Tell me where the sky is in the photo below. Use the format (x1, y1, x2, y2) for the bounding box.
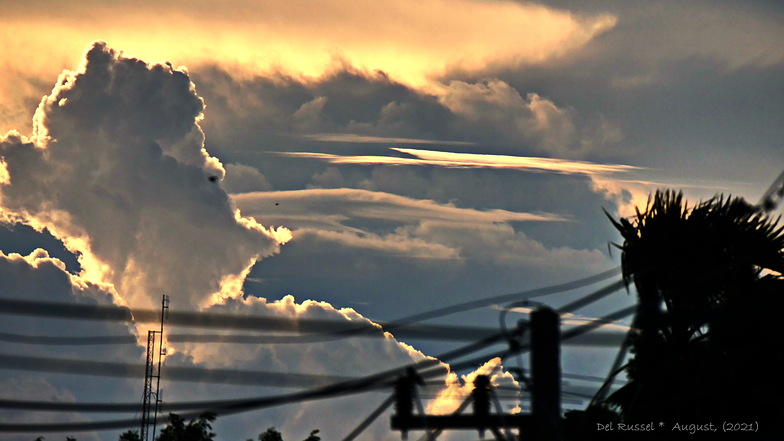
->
(0, 0, 783, 440)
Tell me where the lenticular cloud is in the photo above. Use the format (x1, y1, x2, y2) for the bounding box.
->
(0, 41, 290, 310)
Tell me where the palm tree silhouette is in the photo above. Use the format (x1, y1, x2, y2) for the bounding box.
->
(593, 190, 784, 437)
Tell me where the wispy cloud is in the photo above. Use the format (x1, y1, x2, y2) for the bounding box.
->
(233, 187, 566, 229)
(277, 148, 641, 176)
(232, 188, 569, 261)
(302, 133, 475, 146)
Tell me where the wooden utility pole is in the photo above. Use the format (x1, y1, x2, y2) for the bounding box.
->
(530, 307, 560, 441)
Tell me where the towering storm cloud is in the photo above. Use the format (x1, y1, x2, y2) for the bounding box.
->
(0, 42, 492, 441)
(0, 42, 291, 311)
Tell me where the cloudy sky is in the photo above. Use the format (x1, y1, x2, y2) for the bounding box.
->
(0, 0, 782, 440)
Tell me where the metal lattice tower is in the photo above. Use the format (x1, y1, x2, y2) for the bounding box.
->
(140, 295, 169, 441)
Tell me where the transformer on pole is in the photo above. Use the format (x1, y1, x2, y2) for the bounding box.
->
(391, 306, 562, 440)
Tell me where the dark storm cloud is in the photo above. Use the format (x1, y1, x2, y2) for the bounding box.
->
(462, 0, 784, 199)
(191, 63, 627, 248)
(192, 65, 455, 160)
(195, 64, 625, 165)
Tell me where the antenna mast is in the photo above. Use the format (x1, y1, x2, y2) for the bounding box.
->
(140, 295, 169, 441)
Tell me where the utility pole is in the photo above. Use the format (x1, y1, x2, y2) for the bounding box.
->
(391, 306, 562, 440)
(140, 295, 169, 441)
(530, 307, 560, 441)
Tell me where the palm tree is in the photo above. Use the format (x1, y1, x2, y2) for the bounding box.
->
(596, 190, 784, 433)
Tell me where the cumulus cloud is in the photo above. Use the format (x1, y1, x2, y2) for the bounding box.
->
(157, 293, 455, 441)
(0, 43, 534, 441)
(0, 248, 448, 441)
(438, 79, 620, 158)
(0, 42, 290, 312)
(0, 249, 144, 440)
(223, 163, 274, 193)
(427, 358, 520, 415)
(0, 377, 100, 441)
(402, 220, 608, 269)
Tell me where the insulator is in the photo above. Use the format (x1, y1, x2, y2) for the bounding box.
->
(394, 375, 415, 418)
(472, 375, 491, 417)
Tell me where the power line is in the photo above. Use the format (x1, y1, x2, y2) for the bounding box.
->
(0, 353, 357, 388)
(0, 305, 632, 396)
(341, 394, 395, 441)
(0, 284, 632, 437)
(556, 279, 626, 315)
(0, 306, 635, 433)
(0, 268, 623, 350)
(386, 266, 621, 327)
(0, 323, 503, 345)
(0, 374, 617, 413)
(0, 331, 506, 431)
(0, 332, 138, 345)
(496, 278, 627, 345)
(0, 327, 627, 347)
(0, 266, 620, 331)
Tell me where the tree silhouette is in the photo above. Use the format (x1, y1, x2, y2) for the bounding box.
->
(255, 427, 320, 441)
(301, 430, 320, 441)
(118, 430, 141, 441)
(156, 412, 216, 441)
(586, 190, 784, 437)
(257, 427, 283, 441)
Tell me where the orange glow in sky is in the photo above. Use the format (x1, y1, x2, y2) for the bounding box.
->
(0, 0, 616, 133)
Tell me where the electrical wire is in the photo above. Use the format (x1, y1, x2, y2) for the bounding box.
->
(2, 166, 777, 435)
(0, 323, 502, 346)
(0, 322, 629, 349)
(0, 353, 357, 388)
(556, 279, 626, 315)
(385, 266, 620, 327)
(0, 305, 636, 432)
(0, 266, 620, 334)
(341, 394, 396, 441)
(0, 332, 138, 346)
(0, 373, 605, 414)
(0, 330, 508, 410)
